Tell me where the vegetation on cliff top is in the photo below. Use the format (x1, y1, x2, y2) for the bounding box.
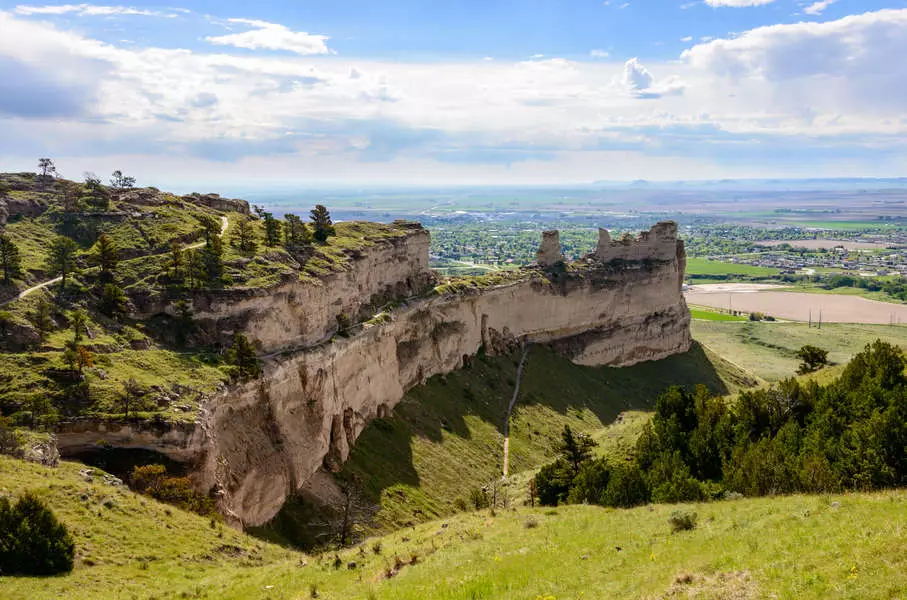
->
(0, 168, 424, 430)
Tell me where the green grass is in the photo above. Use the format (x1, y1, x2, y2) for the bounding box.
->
(255, 343, 756, 545)
(776, 283, 907, 305)
(691, 320, 907, 383)
(3, 455, 906, 600)
(686, 258, 780, 277)
(689, 306, 750, 322)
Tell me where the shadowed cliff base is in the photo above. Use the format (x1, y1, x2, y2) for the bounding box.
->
(251, 342, 755, 549)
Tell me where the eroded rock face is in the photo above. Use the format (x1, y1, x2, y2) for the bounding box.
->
(57, 220, 691, 528)
(536, 230, 565, 267)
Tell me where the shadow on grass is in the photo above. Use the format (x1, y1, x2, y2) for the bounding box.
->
(253, 342, 728, 549)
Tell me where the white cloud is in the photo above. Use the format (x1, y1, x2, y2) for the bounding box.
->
(622, 57, 685, 98)
(205, 18, 332, 55)
(703, 0, 775, 6)
(590, 49, 610, 58)
(2, 8, 907, 182)
(803, 0, 835, 15)
(14, 4, 177, 17)
(680, 36, 693, 42)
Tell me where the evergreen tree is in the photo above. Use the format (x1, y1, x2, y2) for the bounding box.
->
(225, 332, 261, 380)
(558, 425, 597, 478)
(109, 170, 136, 190)
(230, 216, 258, 253)
(99, 283, 128, 317)
(91, 233, 118, 282)
(310, 205, 335, 243)
(27, 298, 54, 339)
(196, 216, 224, 287)
(0, 492, 75, 575)
(82, 173, 110, 211)
(0, 233, 23, 283)
(262, 212, 282, 247)
(283, 213, 311, 247)
(168, 241, 184, 280)
(47, 236, 79, 294)
(201, 235, 224, 287)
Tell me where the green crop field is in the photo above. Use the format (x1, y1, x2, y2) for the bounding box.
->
(689, 306, 750, 322)
(685, 258, 780, 277)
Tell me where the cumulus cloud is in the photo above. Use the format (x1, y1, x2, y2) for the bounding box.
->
(14, 4, 178, 17)
(803, 0, 835, 16)
(205, 19, 332, 55)
(703, 0, 775, 6)
(622, 58, 685, 98)
(1, 7, 907, 181)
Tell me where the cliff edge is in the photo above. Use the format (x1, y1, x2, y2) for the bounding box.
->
(56, 221, 691, 527)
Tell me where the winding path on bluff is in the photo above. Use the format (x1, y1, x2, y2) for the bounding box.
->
(502, 344, 530, 478)
(0, 215, 229, 307)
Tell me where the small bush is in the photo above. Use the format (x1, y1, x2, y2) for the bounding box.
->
(524, 517, 539, 529)
(668, 509, 698, 533)
(0, 492, 75, 575)
(130, 464, 218, 518)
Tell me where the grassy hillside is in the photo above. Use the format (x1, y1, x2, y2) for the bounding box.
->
(691, 320, 907, 382)
(254, 343, 757, 546)
(2, 455, 905, 600)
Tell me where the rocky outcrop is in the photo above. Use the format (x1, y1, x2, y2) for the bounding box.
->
(182, 192, 250, 215)
(56, 220, 691, 528)
(536, 230, 565, 267)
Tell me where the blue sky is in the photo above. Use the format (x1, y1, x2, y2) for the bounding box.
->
(1, 0, 906, 186)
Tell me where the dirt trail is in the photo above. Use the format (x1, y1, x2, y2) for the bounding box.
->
(0, 216, 228, 307)
(502, 344, 530, 478)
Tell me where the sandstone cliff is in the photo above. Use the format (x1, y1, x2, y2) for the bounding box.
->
(56, 221, 691, 527)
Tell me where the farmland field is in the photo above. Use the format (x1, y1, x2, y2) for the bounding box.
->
(686, 284, 907, 324)
(689, 306, 749, 322)
(685, 258, 780, 277)
(690, 320, 907, 382)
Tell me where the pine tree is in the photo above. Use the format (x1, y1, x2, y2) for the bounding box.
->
(0, 233, 23, 283)
(47, 236, 79, 294)
(310, 205, 335, 243)
(230, 216, 258, 253)
(263, 212, 282, 247)
(559, 425, 597, 478)
(283, 213, 312, 247)
(226, 333, 261, 380)
(168, 241, 184, 280)
(91, 233, 118, 282)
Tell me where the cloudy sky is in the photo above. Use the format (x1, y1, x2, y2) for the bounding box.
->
(1, 0, 906, 187)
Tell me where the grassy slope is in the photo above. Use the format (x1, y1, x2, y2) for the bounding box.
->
(2, 455, 905, 600)
(325, 343, 756, 534)
(691, 320, 907, 383)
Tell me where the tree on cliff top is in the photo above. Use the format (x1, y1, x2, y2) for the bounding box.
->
(283, 213, 312, 248)
(262, 211, 282, 247)
(310, 205, 335, 243)
(230, 215, 258, 254)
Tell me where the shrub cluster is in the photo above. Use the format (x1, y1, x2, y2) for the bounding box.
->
(0, 492, 75, 575)
(535, 340, 907, 508)
(130, 464, 219, 518)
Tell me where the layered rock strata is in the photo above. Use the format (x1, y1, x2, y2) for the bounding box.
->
(57, 221, 691, 527)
